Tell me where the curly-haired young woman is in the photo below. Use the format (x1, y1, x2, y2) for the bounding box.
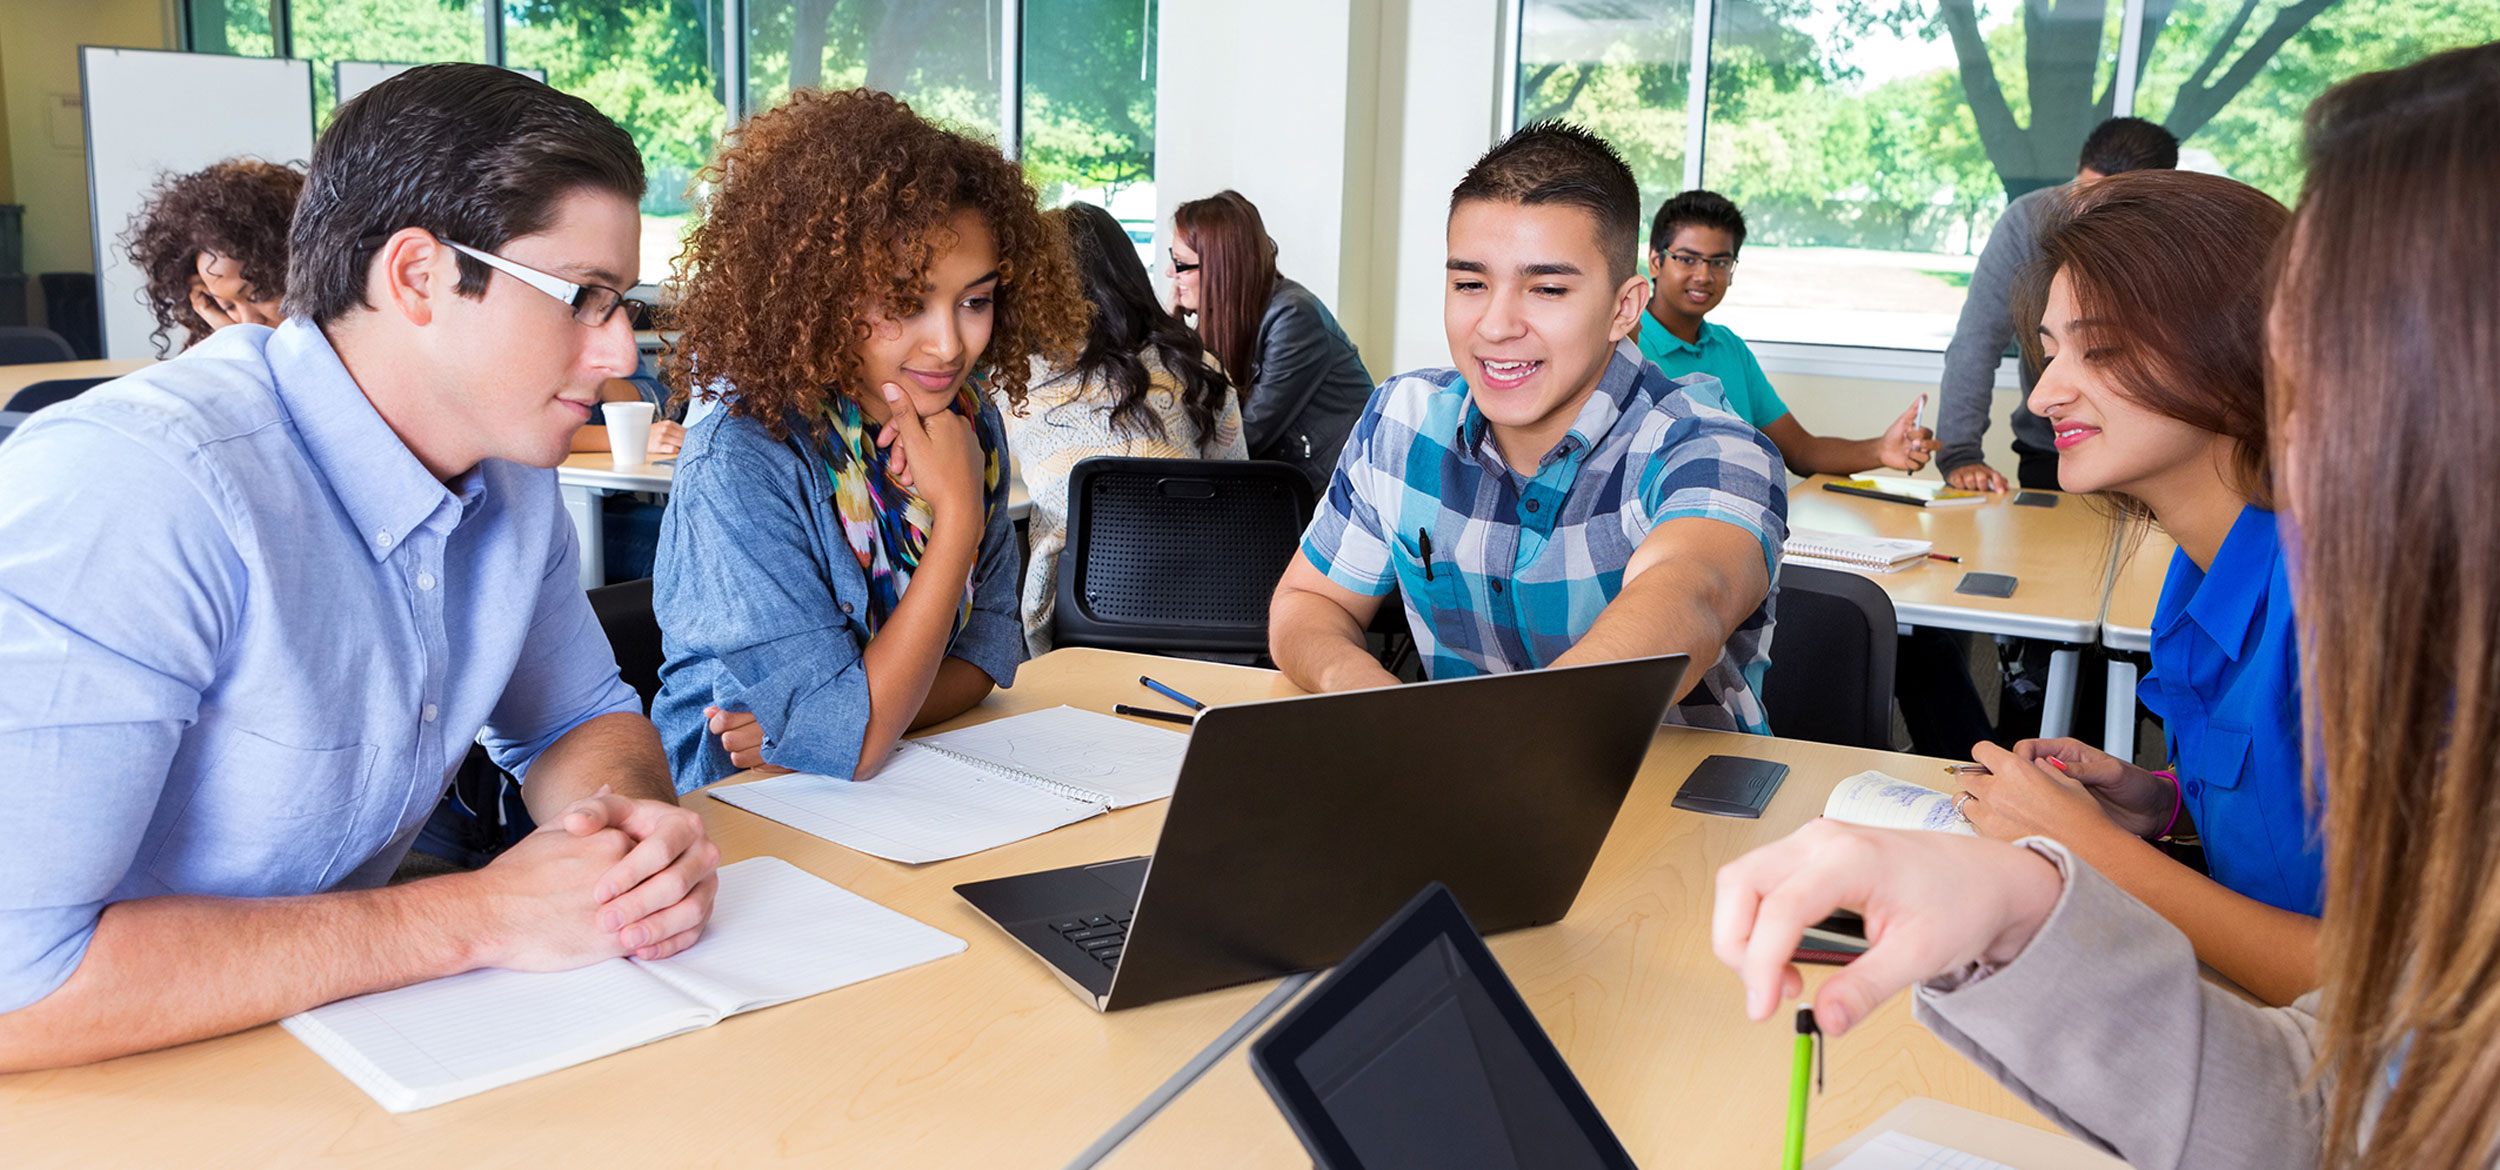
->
(650, 88, 1085, 789)
(118, 158, 303, 355)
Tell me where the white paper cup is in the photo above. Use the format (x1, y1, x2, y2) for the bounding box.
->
(601, 400, 656, 467)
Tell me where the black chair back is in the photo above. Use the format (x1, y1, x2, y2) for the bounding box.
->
(1052, 457, 1316, 655)
(1762, 564, 1899, 749)
(588, 577, 664, 715)
(0, 327, 75, 366)
(4, 376, 113, 415)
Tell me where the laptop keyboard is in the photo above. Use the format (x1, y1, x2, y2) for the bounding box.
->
(1049, 910, 1134, 969)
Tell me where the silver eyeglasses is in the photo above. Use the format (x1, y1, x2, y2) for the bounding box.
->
(443, 240, 643, 327)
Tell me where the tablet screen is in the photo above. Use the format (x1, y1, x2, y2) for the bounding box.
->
(1250, 885, 1634, 1170)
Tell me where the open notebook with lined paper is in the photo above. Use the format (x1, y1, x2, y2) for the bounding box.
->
(281, 857, 963, 1112)
(709, 705, 1191, 863)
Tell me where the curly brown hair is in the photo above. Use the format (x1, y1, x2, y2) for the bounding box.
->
(120, 159, 304, 356)
(665, 88, 1087, 440)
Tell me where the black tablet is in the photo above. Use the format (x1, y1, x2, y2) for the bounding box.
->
(1247, 883, 1636, 1170)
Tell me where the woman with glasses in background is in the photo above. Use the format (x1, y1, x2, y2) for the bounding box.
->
(1169, 190, 1372, 491)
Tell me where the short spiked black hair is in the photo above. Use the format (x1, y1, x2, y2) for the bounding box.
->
(1450, 120, 1641, 284)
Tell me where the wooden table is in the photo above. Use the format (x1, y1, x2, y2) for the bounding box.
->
(1787, 475, 2122, 740)
(0, 648, 2057, 1167)
(555, 451, 1034, 590)
(0, 358, 155, 440)
(2100, 527, 2176, 761)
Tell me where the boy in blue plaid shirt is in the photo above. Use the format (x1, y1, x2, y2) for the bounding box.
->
(1268, 122, 1787, 733)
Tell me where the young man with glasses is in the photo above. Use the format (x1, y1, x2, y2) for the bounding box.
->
(1636, 190, 1933, 476)
(0, 64, 719, 1069)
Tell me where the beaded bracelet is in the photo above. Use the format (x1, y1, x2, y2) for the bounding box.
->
(2152, 770, 2183, 840)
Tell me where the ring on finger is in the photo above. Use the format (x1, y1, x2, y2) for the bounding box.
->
(1950, 790, 1980, 822)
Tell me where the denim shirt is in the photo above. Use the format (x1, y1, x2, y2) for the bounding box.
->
(2140, 505, 2319, 915)
(651, 400, 1024, 791)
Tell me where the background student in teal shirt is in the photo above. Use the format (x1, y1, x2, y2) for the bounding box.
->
(1636, 190, 1932, 477)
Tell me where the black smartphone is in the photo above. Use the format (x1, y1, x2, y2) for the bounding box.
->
(1955, 571, 2019, 598)
(2013, 491, 2058, 507)
(1670, 754, 1791, 819)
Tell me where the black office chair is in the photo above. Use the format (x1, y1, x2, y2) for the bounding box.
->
(1762, 564, 1899, 749)
(588, 576, 664, 715)
(0, 326, 75, 365)
(4, 376, 113, 415)
(1052, 456, 1317, 656)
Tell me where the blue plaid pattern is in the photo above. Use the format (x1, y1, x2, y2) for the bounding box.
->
(1302, 340, 1787, 733)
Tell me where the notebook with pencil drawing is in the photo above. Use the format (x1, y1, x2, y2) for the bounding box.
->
(708, 705, 1190, 864)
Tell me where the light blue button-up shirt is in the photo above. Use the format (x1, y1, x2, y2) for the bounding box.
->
(0, 320, 639, 1013)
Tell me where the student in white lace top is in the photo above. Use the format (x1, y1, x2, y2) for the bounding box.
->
(996, 202, 1246, 655)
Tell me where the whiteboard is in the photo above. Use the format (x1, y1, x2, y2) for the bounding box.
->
(337, 61, 545, 106)
(82, 47, 314, 360)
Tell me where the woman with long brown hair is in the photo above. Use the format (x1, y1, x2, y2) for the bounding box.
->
(1169, 190, 1372, 490)
(1941, 170, 2319, 1007)
(649, 88, 1084, 789)
(1713, 41, 2500, 1168)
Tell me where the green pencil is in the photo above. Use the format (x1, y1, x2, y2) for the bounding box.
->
(1784, 1006, 1819, 1170)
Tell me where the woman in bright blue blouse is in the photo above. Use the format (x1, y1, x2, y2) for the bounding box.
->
(1945, 170, 2320, 1006)
(646, 89, 1085, 790)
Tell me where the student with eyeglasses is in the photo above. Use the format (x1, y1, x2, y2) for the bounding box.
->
(1634, 190, 1933, 476)
(0, 64, 720, 1070)
(1168, 190, 1374, 492)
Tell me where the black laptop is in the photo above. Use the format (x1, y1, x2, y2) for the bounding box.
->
(954, 654, 1687, 1011)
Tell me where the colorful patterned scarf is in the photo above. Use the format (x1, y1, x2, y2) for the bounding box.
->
(821, 385, 1002, 634)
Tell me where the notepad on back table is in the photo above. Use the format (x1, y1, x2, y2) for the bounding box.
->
(1784, 528, 1934, 574)
(282, 857, 963, 1112)
(1839, 476, 1987, 508)
(1823, 770, 1978, 835)
(709, 705, 1191, 864)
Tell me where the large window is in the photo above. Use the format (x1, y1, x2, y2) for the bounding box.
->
(505, 1, 727, 284)
(186, 1, 1159, 282)
(1519, 0, 2500, 352)
(1020, 0, 1157, 249)
(743, 0, 1004, 133)
(184, 0, 728, 285)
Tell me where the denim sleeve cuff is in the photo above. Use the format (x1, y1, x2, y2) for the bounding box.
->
(951, 603, 1024, 688)
(725, 650, 873, 781)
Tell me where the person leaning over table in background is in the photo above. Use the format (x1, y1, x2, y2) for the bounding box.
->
(1952, 169, 2318, 1007)
(1935, 116, 2179, 494)
(0, 63, 720, 1071)
(1169, 189, 1373, 493)
(650, 88, 1086, 791)
(1714, 42, 2500, 1169)
(1269, 120, 1787, 734)
(119, 158, 304, 355)
(998, 200, 1246, 656)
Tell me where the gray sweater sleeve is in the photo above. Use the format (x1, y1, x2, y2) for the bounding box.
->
(1913, 840, 2330, 1170)
(1936, 187, 2053, 472)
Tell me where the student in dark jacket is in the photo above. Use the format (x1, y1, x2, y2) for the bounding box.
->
(1169, 190, 1372, 490)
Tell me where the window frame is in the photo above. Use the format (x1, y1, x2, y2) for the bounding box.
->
(1502, 0, 2152, 372)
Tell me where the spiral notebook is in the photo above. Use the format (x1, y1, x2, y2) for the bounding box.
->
(709, 705, 1191, 864)
(1823, 770, 1978, 835)
(281, 857, 965, 1112)
(1783, 528, 1935, 574)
